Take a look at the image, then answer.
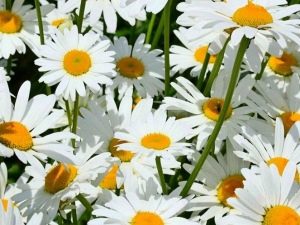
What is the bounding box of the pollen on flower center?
[232,2,273,28]
[63,50,92,76]
[268,53,298,76]
[51,18,66,27]
[217,175,244,207]
[99,164,119,190]
[131,211,164,225]
[263,206,300,225]
[0,122,33,151]
[109,138,135,162]
[116,57,145,79]
[44,164,78,194]
[0,10,22,33]
[141,133,171,151]
[194,46,217,64]
[1,199,8,212]
[280,112,300,134]
[203,98,233,121]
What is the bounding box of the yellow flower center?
[268,52,298,76]
[0,10,22,33]
[109,138,135,162]
[116,57,145,79]
[44,164,77,194]
[217,175,244,207]
[203,98,233,121]
[267,157,300,181]
[99,164,118,190]
[141,133,171,151]
[131,212,164,225]
[63,50,92,76]
[280,112,300,134]
[51,18,66,27]
[232,2,273,28]
[194,46,217,64]
[263,206,300,225]
[0,122,33,151]
[1,199,8,212]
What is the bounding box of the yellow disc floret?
[0,122,33,151]
[203,98,233,121]
[44,164,78,194]
[263,206,300,225]
[51,18,66,27]
[217,175,244,207]
[1,199,8,212]
[116,57,145,79]
[141,133,171,151]
[268,52,298,76]
[232,2,273,28]
[0,10,22,33]
[194,46,217,64]
[280,112,300,134]
[63,50,92,76]
[99,164,119,190]
[109,138,135,162]
[131,212,164,225]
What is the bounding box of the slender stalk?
[57,215,63,225]
[203,37,230,96]
[77,0,87,33]
[146,14,156,44]
[5,0,11,10]
[196,52,211,89]
[255,53,270,80]
[180,37,250,197]
[164,0,173,96]
[64,99,72,131]
[71,94,80,147]
[34,0,45,45]
[156,156,168,194]
[151,12,164,49]
[77,194,93,213]
[6,57,12,77]
[72,207,78,225]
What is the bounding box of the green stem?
[146,14,156,44]
[196,52,211,89]
[5,0,11,10]
[57,215,63,225]
[203,37,230,96]
[71,94,80,147]
[156,156,168,194]
[64,99,72,131]
[77,0,87,33]
[77,194,93,213]
[34,0,45,45]
[151,12,164,49]
[164,0,173,96]
[180,37,250,197]
[72,207,78,225]
[6,57,11,77]
[255,53,270,80]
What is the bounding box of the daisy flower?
[36,25,115,101]
[0,0,51,58]
[121,0,168,14]
[108,34,164,99]
[177,0,300,73]
[183,141,250,225]
[88,179,198,225]
[170,28,218,77]
[0,80,77,166]
[234,118,300,179]
[15,147,115,224]
[115,98,194,165]
[221,162,300,225]
[163,71,257,152]
[248,74,300,133]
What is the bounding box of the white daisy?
[115,98,194,165]
[0,0,52,58]
[14,147,115,224]
[88,178,198,225]
[234,118,300,178]
[0,80,77,166]
[163,71,257,152]
[221,162,300,225]
[108,34,164,99]
[177,0,300,73]
[121,0,168,14]
[183,141,250,225]
[36,25,115,101]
